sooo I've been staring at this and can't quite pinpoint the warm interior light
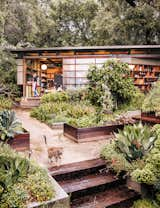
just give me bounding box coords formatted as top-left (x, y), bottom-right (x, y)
top-left (41, 64), bottom-right (47, 70)
top-left (129, 65), bottom-right (135, 70)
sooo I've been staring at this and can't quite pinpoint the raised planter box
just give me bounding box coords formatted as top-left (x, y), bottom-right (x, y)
top-left (133, 112), bottom-right (160, 125)
top-left (126, 177), bottom-right (153, 198)
top-left (28, 175), bottom-right (70, 208)
top-left (48, 122), bottom-right (64, 130)
top-left (64, 123), bottom-right (124, 143)
top-left (7, 129), bottom-right (30, 151)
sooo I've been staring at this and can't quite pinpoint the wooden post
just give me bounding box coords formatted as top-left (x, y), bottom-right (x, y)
top-left (23, 59), bottom-right (27, 97)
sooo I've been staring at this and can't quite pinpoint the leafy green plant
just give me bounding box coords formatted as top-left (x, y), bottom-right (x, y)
top-left (0, 110), bottom-right (23, 142)
top-left (101, 123), bottom-right (157, 175)
top-left (142, 81), bottom-right (160, 115)
top-left (114, 123), bottom-right (156, 162)
top-left (0, 97), bottom-right (12, 111)
top-left (41, 91), bottom-right (69, 103)
top-left (132, 199), bottom-right (158, 208)
top-left (0, 144), bottom-right (55, 207)
top-left (87, 59), bottom-right (136, 110)
top-left (66, 87), bottom-right (88, 102)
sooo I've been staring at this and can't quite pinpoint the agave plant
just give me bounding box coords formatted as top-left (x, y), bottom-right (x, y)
top-left (0, 110), bottom-right (23, 142)
top-left (114, 123), bottom-right (157, 162)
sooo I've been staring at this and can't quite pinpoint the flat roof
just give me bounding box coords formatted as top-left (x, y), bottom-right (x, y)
top-left (10, 45), bottom-right (160, 53)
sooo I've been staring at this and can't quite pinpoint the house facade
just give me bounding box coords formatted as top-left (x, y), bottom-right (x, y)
top-left (11, 45), bottom-right (160, 100)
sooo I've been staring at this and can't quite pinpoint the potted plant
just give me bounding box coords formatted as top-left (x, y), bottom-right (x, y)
top-left (0, 110), bottom-right (30, 151)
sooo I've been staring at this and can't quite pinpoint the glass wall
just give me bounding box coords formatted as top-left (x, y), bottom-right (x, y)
top-left (63, 57), bottom-right (110, 89)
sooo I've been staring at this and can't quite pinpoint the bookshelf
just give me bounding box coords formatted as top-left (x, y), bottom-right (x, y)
top-left (130, 65), bottom-right (160, 92)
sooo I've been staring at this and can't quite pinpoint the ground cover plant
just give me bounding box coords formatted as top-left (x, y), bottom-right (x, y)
top-left (0, 144), bottom-right (55, 208)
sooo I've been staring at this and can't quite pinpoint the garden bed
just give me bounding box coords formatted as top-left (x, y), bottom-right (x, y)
top-left (133, 112), bottom-right (160, 125)
top-left (64, 123), bottom-right (124, 143)
top-left (48, 122), bottom-right (64, 130)
top-left (28, 176), bottom-right (70, 208)
top-left (7, 129), bottom-right (30, 151)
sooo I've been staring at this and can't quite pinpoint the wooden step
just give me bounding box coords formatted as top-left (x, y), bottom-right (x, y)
top-left (49, 158), bottom-right (106, 181)
top-left (71, 185), bottom-right (140, 208)
top-left (133, 115), bottom-right (160, 124)
top-left (59, 172), bottom-right (119, 194)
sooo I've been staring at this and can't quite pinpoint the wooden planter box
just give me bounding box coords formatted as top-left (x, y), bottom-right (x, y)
top-left (28, 176), bottom-right (70, 208)
top-left (126, 177), bottom-right (153, 198)
top-left (133, 112), bottom-right (160, 125)
top-left (64, 123), bottom-right (124, 143)
top-left (7, 129), bottom-right (30, 151)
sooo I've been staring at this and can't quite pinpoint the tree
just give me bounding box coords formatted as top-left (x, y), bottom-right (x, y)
top-left (92, 0), bottom-right (160, 45)
top-left (48, 0), bottom-right (99, 46)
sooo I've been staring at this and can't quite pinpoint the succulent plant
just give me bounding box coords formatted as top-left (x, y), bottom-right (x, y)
top-left (0, 110), bottom-right (23, 142)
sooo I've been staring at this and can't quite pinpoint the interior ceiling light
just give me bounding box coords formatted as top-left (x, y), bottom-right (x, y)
top-left (41, 64), bottom-right (47, 70)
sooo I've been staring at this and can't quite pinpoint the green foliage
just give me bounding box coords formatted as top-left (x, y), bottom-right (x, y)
top-left (87, 60), bottom-right (136, 110)
top-left (1, 0), bottom-right (159, 47)
top-left (41, 91), bottom-right (69, 103)
top-left (142, 81), bottom-right (160, 115)
top-left (101, 141), bottom-right (145, 175)
top-left (131, 124), bottom-right (160, 187)
top-left (132, 199), bottom-right (158, 208)
top-left (101, 123), bottom-right (156, 174)
top-left (66, 88), bottom-right (88, 102)
top-left (0, 144), bottom-right (55, 207)
top-left (0, 51), bottom-right (20, 98)
top-left (131, 168), bottom-right (157, 185)
top-left (0, 97), bottom-right (12, 111)
top-left (31, 100), bottom-right (98, 128)
top-left (25, 170), bottom-right (54, 202)
top-left (0, 110), bottom-right (23, 142)
top-left (115, 123), bottom-right (156, 162)
top-left (0, 183), bottom-right (28, 208)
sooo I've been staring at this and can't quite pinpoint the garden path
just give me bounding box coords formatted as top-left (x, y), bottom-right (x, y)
top-left (15, 109), bottom-right (109, 168)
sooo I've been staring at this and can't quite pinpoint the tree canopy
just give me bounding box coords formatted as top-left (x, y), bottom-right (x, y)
top-left (0, 0), bottom-right (159, 48)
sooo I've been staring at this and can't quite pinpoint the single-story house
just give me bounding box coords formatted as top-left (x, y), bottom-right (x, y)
top-left (10, 45), bottom-right (160, 107)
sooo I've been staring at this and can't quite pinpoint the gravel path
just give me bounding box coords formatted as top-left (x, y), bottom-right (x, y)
top-left (15, 109), bottom-right (108, 168)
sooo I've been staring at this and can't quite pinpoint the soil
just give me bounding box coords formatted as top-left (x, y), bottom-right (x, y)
top-left (15, 109), bottom-right (108, 168)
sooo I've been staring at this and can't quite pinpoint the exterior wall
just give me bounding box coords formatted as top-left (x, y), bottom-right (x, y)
top-left (63, 57), bottom-right (132, 89)
top-left (16, 59), bottom-right (23, 85)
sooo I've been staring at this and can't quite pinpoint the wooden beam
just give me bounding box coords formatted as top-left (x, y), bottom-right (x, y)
top-left (23, 59), bottom-right (26, 97)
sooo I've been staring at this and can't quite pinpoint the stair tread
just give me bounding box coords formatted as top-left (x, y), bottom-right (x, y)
top-left (59, 173), bottom-right (118, 193)
top-left (49, 158), bottom-right (106, 176)
top-left (71, 185), bottom-right (138, 208)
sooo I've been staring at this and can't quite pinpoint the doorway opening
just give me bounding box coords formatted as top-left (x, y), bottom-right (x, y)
top-left (25, 58), bottom-right (63, 97)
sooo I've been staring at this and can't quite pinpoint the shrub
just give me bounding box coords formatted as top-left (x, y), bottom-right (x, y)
top-left (131, 168), bottom-right (157, 185)
top-left (114, 123), bottom-right (156, 162)
top-left (87, 59), bottom-right (136, 110)
top-left (101, 123), bottom-right (156, 175)
top-left (66, 87), bottom-right (88, 102)
top-left (0, 144), bottom-right (55, 207)
top-left (41, 91), bottom-right (69, 103)
top-left (0, 97), bottom-right (12, 111)
top-left (132, 199), bottom-right (158, 208)
top-left (142, 81), bottom-right (160, 115)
